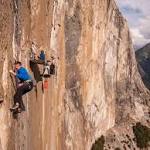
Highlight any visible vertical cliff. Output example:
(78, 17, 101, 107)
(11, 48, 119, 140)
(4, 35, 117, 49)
(0, 0, 149, 150)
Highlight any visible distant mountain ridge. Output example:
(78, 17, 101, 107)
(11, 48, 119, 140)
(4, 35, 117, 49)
(136, 43, 150, 89)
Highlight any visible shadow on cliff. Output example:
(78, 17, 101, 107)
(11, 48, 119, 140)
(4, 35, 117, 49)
(64, 3, 82, 109)
(29, 61, 43, 97)
(30, 61, 42, 83)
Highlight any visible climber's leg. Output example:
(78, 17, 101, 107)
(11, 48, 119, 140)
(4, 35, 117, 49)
(22, 82, 33, 95)
(11, 85, 24, 111)
(10, 81, 33, 112)
(19, 98, 25, 111)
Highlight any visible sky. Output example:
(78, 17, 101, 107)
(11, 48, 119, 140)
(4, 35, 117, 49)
(116, 0, 150, 49)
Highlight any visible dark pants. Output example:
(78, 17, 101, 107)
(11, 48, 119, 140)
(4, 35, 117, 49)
(14, 81, 33, 110)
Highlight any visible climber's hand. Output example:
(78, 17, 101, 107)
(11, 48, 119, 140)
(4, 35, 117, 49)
(9, 70, 16, 75)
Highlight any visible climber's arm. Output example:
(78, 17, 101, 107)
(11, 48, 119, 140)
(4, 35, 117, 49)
(9, 70, 16, 76)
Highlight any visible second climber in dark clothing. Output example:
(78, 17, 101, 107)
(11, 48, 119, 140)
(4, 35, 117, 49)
(9, 61, 33, 112)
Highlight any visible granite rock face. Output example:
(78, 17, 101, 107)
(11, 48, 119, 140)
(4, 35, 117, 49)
(0, 0, 149, 150)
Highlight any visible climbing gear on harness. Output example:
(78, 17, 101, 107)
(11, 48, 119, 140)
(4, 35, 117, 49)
(24, 80, 33, 89)
(25, 80, 33, 83)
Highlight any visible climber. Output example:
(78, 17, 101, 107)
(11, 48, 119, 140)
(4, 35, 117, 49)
(43, 61, 51, 77)
(39, 50, 45, 61)
(9, 61, 33, 113)
(42, 56, 56, 77)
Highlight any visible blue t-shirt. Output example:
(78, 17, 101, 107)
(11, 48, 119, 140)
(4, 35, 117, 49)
(40, 52, 45, 61)
(16, 67, 32, 81)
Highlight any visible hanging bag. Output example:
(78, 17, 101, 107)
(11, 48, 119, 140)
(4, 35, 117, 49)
(50, 63, 55, 75)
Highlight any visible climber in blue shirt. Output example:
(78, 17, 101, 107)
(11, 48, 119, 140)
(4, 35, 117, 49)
(39, 50, 45, 61)
(16, 66, 32, 81)
(9, 61, 33, 113)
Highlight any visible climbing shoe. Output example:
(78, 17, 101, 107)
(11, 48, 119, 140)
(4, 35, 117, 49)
(10, 103, 19, 112)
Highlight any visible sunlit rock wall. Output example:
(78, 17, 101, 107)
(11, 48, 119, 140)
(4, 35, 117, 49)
(0, 0, 149, 150)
